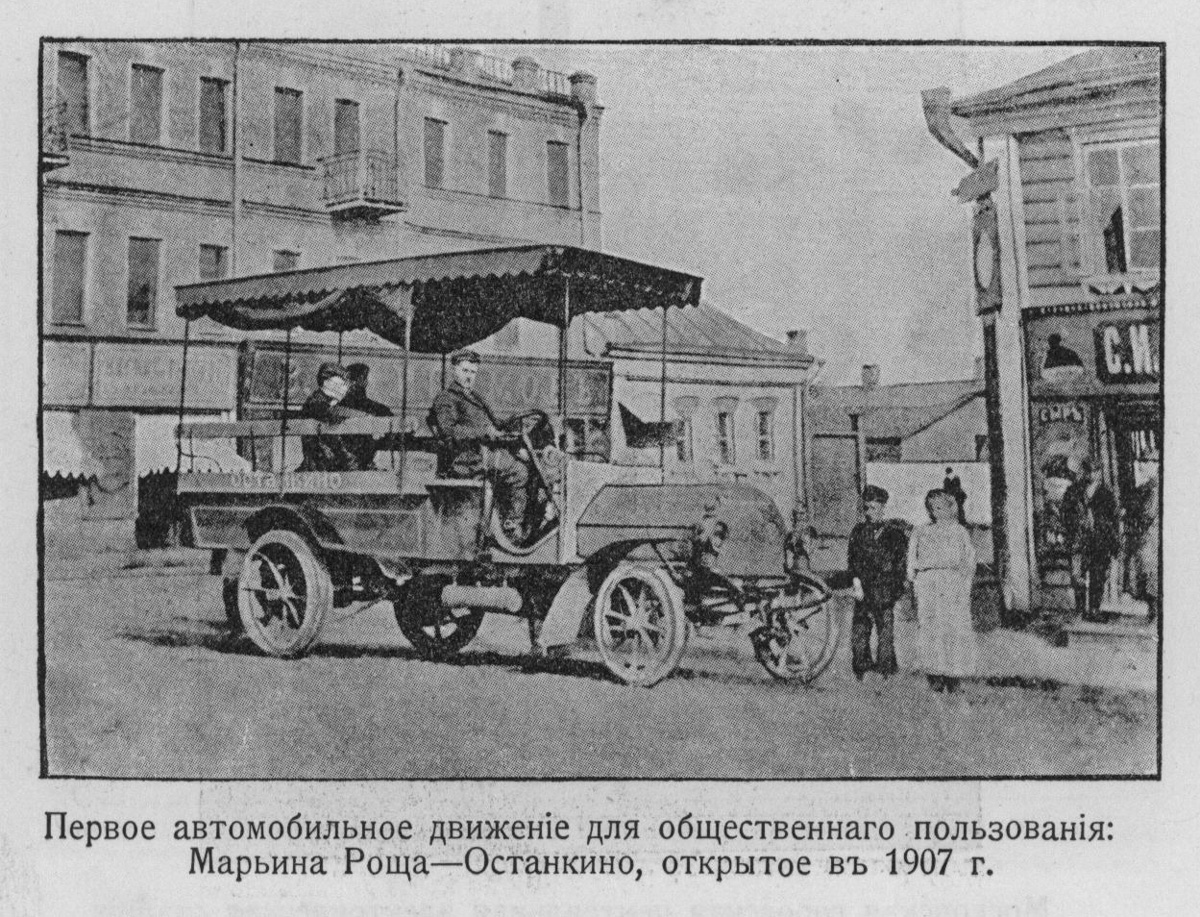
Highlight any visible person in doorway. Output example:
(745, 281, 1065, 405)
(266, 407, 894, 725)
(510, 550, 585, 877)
(908, 488, 977, 693)
(340, 363, 393, 470)
(430, 349, 530, 541)
(943, 466, 967, 524)
(297, 362, 358, 472)
(847, 485, 909, 681)
(1061, 457, 1120, 622)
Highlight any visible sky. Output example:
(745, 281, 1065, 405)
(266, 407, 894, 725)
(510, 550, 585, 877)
(481, 43, 1082, 386)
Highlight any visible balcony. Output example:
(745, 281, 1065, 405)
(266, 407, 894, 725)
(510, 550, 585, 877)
(42, 95, 70, 173)
(321, 150, 406, 220)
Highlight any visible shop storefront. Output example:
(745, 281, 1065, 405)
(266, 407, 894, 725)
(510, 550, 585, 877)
(1023, 296, 1161, 613)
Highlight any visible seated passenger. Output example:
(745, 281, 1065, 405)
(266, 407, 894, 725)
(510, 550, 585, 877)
(297, 363, 357, 472)
(430, 349, 530, 541)
(340, 362, 393, 470)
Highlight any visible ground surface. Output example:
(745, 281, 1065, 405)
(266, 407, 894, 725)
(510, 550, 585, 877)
(43, 571, 1156, 779)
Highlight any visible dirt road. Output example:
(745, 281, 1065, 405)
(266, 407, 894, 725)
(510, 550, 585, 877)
(42, 572, 1155, 779)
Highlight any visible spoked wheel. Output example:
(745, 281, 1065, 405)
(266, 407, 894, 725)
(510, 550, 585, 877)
(237, 530, 332, 658)
(753, 576, 840, 685)
(593, 563, 688, 687)
(393, 574, 485, 660)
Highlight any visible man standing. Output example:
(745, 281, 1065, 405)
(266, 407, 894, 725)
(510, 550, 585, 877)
(341, 363, 393, 470)
(430, 349, 530, 540)
(298, 363, 357, 472)
(847, 485, 909, 681)
(1061, 458, 1120, 622)
(943, 466, 967, 524)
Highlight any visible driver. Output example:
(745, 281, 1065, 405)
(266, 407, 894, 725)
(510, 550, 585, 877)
(431, 349, 530, 541)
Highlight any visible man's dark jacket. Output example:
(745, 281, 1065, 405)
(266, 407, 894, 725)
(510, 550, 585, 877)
(1062, 479, 1120, 559)
(847, 518, 910, 607)
(430, 381, 504, 477)
(297, 389, 356, 472)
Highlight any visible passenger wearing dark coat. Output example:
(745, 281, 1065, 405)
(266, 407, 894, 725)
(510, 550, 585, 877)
(297, 363, 358, 472)
(1061, 458, 1120, 621)
(430, 350, 529, 536)
(847, 485, 909, 680)
(340, 363, 393, 470)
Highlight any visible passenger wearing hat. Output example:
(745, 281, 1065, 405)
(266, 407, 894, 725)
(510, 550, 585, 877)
(847, 484, 909, 681)
(430, 348, 530, 540)
(297, 363, 358, 472)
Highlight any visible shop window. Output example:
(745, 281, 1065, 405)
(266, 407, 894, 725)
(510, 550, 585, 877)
(199, 244, 228, 281)
(334, 98, 360, 156)
(130, 64, 164, 145)
(1085, 140, 1160, 274)
(52, 230, 87, 324)
(126, 237, 160, 327)
(199, 77, 228, 154)
(273, 87, 303, 164)
(488, 130, 507, 198)
(424, 118, 446, 189)
(57, 51, 89, 136)
(547, 140, 569, 207)
(273, 249, 300, 272)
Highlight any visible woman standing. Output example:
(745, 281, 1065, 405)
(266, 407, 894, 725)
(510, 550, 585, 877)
(907, 489, 977, 692)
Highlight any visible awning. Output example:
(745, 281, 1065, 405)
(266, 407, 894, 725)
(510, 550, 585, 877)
(177, 245, 703, 355)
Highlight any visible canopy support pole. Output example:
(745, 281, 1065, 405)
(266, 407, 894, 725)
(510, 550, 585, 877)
(659, 306, 668, 473)
(558, 277, 570, 441)
(175, 317, 191, 474)
(280, 328, 292, 480)
(337, 330, 344, 363)
(399, 287, 413, 484)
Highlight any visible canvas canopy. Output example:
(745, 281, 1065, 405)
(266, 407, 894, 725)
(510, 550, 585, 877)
(176, 245, 702, 354)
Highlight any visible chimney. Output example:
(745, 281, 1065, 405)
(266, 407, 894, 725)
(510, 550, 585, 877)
(974, 355, 986, 380)
(862, 364, 880, 389)
(786, 329, 808, 355)
(512, 56, 540, 91)
(569, 71, 598, 105)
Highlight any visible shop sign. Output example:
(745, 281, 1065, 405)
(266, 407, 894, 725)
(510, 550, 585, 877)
(92, 343, 237, 410)
(1094, 320, 1160, 384)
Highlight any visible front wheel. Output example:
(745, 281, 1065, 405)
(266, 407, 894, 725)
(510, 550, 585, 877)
(237, 529, 332, 658)
(393, 574, 485, 660)
(753, 577, 840, 685)
(593, 563, 688, 687)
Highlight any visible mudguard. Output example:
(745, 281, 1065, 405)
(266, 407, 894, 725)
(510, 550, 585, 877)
(575, 483, 789, 579)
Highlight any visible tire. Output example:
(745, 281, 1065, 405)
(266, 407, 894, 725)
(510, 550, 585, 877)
(593, 563, 688, 687)
(237, 529, 332, 658)
(753, 578, 841, 685)
(393, 573, 485, 660)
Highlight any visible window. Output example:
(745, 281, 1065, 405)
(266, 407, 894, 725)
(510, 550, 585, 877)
(57, 51, 89, 136)
(52, 230, 87, 324)
(547, 140, 569, 207)
(676, 417, 694, 463)
(424, 118, 446, 188)
(130, 64, 164, 145)
(199, 244, 228, 281)
(756, 410, 775, 462)
(334, 99, 360, 156)
(273, 250, 300, 272)
(273, 87, 303, 164)
(126, 237, 160, 327)
(488, 130, 507, 198)
(199, 77, 228, 154)
(1085, 140, 1160, 273)
(716, 411, 736, 465)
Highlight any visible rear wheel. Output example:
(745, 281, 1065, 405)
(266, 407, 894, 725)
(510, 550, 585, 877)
(237, 530, 331, 658)
(393, 573, 485, 660)
(593, 563, 688, 687)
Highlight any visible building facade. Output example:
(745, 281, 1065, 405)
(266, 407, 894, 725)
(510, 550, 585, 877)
(925, 47, 1162, 613)
(40, 41, 602, 543)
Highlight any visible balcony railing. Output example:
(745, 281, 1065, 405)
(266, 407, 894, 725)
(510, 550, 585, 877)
(321, 150, 406, 220)
(399, 45, 574, 100)
(42, 94, 70, 172)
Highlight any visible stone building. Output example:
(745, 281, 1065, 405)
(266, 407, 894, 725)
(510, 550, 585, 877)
(925, 47, 1161, 614)
(40, 41, 602, 546)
